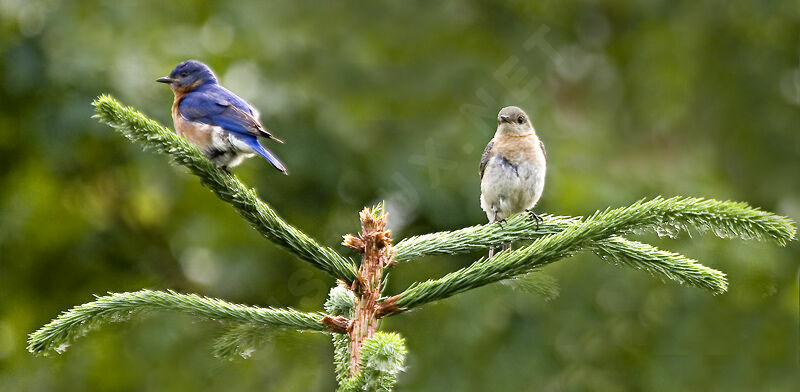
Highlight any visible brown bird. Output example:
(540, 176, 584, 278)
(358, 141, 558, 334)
(479, 106, 547, 256)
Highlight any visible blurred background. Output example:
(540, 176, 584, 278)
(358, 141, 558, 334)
(1, 0, 799, 390)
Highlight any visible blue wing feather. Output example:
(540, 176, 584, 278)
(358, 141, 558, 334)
(179, 85, 279, 141)
(236, 135, 288, 174)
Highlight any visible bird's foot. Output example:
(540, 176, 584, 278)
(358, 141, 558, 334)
(489, 243, 511, 258)
(526, 209, 543, 228)
(495, 218, 507, 229)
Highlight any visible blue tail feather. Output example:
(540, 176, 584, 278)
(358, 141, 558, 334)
(240, 136, 288, 174)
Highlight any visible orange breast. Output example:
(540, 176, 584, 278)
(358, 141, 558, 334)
(171, 94, 213, 148)
(492, 134, 544, 166)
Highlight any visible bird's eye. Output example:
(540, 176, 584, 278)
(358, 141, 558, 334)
(180, 71, 190, 77)
(517, 116, 525, 124)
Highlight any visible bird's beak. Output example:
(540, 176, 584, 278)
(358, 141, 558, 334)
(499, 115, 512, 123)
(156, 77, 176, 84)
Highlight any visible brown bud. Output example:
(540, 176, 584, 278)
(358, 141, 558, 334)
(342, 234, 366, 252)
(321, 315, 351, 334)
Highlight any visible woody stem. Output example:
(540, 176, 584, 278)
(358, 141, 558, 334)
(345, 207, 393, 376)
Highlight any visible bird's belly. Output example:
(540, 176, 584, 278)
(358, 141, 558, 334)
(174, 115, 215, 148)
(481, 158, 545, 220)
(173, 115, 255, 168)
(228, 135, 254, 153)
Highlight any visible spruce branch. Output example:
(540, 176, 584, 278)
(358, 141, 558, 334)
(325, 286, 357, 385)
(213, 323, 272, 360)
(27, 289, 329, 355)
(391, 197, 795, 295)
(92, 95, 357, 281)
(501, 270, 560, 301)
(393, 213, 580, 262)
(401, 217, 727, 293)
(337, 332, 407, 392)
(502, 237, 727, 295)
(333, 334, 354, 385)
(394, 196, 795, 261)
(596, 236, 727, 293)
(347, 206, 394, 376)
(381, 197, 796, 314)
(214, 286, 357, 361)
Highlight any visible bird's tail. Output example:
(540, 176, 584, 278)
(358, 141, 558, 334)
(241, 137, 288, 175)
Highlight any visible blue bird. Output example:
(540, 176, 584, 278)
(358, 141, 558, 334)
(157, 60, 287, 174)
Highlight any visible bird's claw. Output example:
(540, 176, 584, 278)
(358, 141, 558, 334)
(526, 209, 543, 228)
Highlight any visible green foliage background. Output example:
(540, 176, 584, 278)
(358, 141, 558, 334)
(1, 1, 798, 390)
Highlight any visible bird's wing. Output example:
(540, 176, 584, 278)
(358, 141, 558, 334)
(539, 140, 546, 159)
(179, 87, 283, 143)
(479, 139, 495, 180)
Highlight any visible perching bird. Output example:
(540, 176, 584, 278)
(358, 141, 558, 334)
(157, 60, 287, 173)
(479, 106, 547, 256)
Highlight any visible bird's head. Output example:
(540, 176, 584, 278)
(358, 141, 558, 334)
(157, 60, 218, 93)
(496, 106, 534, 136)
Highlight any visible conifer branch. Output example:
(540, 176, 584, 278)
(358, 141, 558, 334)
(27, 289, 329, 355)
(380, 197, 795, 314)
(395, 197, 795, 261)
(397, 214, 729, 293)
(92, 95, 358, 281)
(501, 270, 560, 300)
(596, 236, 727, 293)
(393, 213, 580, 262)
(347, 205, 394, 376)
(213, 323, 272, 360)
(336, 332, 407, 392)
(325, 287, 357, 385)
(391, 197, 795, 295)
